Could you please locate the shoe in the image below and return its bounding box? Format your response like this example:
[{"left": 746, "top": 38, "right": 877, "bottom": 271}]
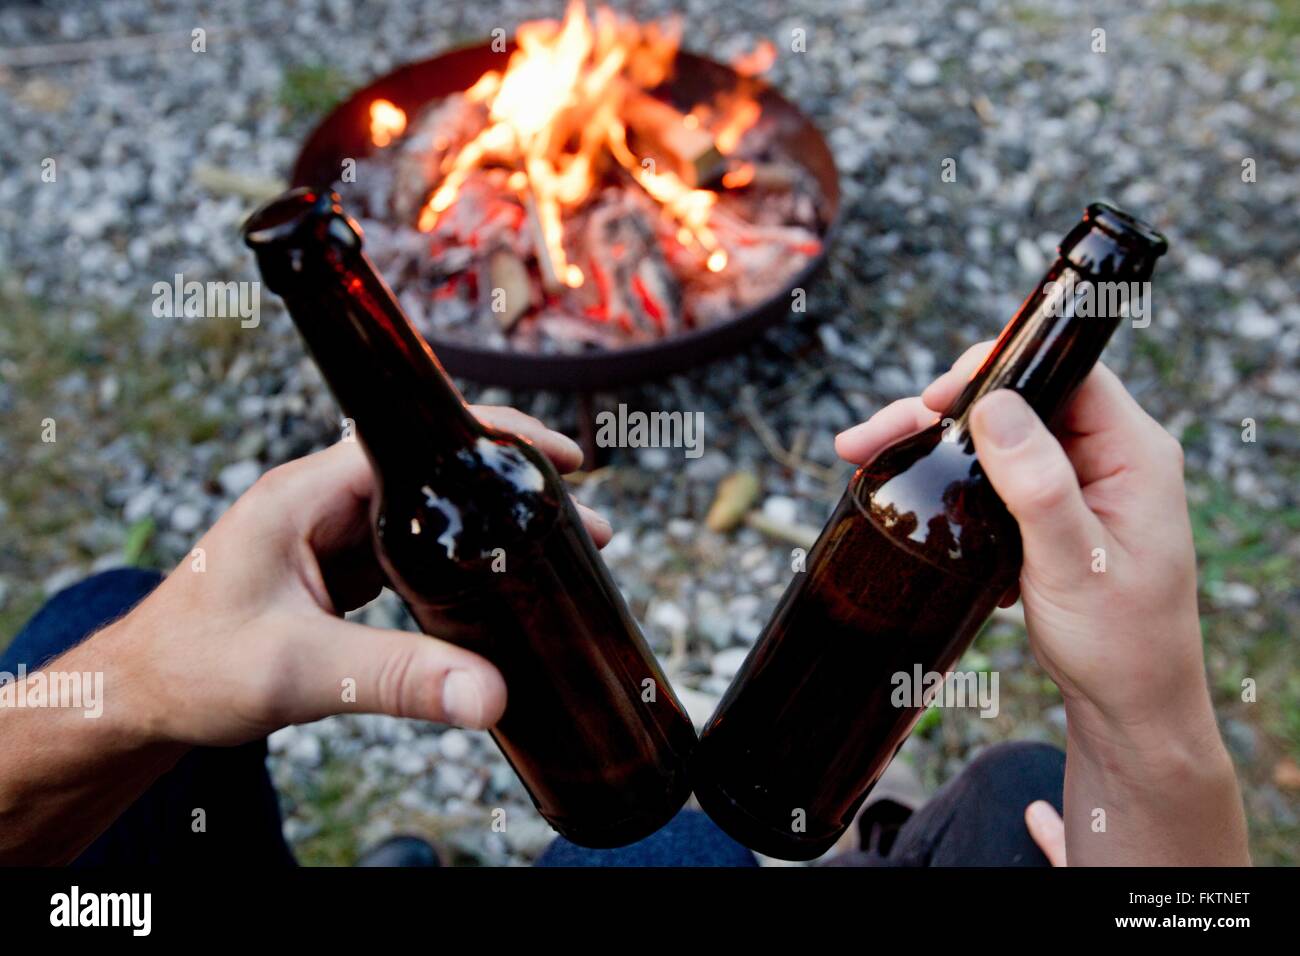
[{"left": 354, "top": 835, "right": 441, "bottom": 867}]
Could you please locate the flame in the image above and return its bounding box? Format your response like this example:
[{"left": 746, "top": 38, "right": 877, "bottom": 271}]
[
  {"left": 369, "top": 99, "right": 407, "bottom": 148},
  {"left": 732, "top": 39, "right": 776, "bottom": 78},
  {"left": 714, "top": 99, "right": 760, "bottom": 154},
  {"left": 722, "top": 162, "right": 756, "bottom": 189},
  {"left": 397, "top": 1, "right": 763, "bottom": 285}
]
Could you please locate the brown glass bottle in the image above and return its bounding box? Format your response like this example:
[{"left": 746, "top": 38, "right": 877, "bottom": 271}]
[
  {"left": 692, "top": 203, "right": 1169, "bottom": 860},
  {"left": 243, "top": 189, "right": 696, "bottom": 848}
]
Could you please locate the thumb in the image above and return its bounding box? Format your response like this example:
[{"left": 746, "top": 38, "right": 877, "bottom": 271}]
[
  {"left": 287, "top": 615, "right": 507, "bottom": 729},
  {"left": 1025, "top": 800, "right": 1067, "bottom": 866},
  {"left": 969, "top": 390, "right": 1105, "bottom": 587}
]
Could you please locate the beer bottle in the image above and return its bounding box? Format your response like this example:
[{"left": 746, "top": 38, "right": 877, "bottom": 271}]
[
  {"left": 243, "top": 188, "right": 696, "bottom": 848},
  {"left": 691, "top": 203, "right": 1168, "bottom": 859}
]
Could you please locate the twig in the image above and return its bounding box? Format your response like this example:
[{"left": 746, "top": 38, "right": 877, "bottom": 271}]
[
  {"left": 744, "top": 511, "right": 819, "bottom": 550},
  {"left": 738, "top": 386, "right": 839, "bottom": 485},
  {"left": 192, "top": 164, "right": 287, "bottom": 203}
]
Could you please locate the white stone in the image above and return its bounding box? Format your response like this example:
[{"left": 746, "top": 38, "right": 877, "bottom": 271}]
[
  {"left": 218, "top": 459, "right": 262, "bottom": 497},
  {"left": 647, "top": 599, "right": 689, "bottom": 635},
  {"left": 438, "top": 728, "right": 472, "bottom": 762},
  {"left": 170, "top": 503, "right": 203, "bottom": 534},
  {"left": 761, "top": 495, "right": 800, "bottom": 526},
  {"left": 711, "top": 647, "right": 751, "bottom": 680},
  {"left": 904, "top": 57, "right": 940, "bottom": 86}
]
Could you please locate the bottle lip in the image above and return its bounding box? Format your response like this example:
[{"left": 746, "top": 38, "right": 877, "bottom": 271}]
[
  {"left": 242, "top": 188, "right": 363, "bottom": 252},
  {"left": 1083, "top": 202, "right": 1169, "bottom": 255},
  {"left": 1058, "top": 201, "right": 1169, "bottom": 278}
]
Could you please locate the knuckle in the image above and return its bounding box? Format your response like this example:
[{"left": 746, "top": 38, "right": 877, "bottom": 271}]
[
  {"left": 1015, "top": 460, "right": 1078, "bottom": 517},
  {"left": 249, "top": 462, "right": 293, "bottom": 501},
  {"left": 374, "top": 644, "right": 422, "bottom": 719},
  {"left": 1157, "top": 429, "right": 1185, "bottom": 472},
  {"left": 960, "top": 341, "right": 993, "bottom": 366}
]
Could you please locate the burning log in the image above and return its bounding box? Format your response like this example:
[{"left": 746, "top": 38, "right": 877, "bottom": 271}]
[
  {"left": 584, "top": 193, "right": 682, "bottom": 338},
  {"left": 390, "top": 95, "right": 486, "bottom": 224},
  {"left": 523, "top": 192, "right": 564, "bottom": 294},
  {"left": 484, "top": 249, "right": 533, "bottom": 332},
  {"left": 622, "top": 91, "right": 726, "bottom": 189}
]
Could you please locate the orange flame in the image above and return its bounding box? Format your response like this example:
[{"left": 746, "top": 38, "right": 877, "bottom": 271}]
[
  {"left": 369, "top": 99, "right": 407, "bottom": 148},
  {"left": 732, "top": 39, "right": 776, "bottom": 78}
]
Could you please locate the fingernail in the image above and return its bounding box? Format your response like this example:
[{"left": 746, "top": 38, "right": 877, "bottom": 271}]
[
  {"left": 442, "top": 670, "right": 486, "bottom": 728},
  {"left": 976, "top": 390, "right": 1034, "bottom": 449}
]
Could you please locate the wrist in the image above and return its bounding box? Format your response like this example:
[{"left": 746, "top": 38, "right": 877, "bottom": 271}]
[
  {"left": 0, "top": 619, "right": 189, "bottom": 863},
  {"left": 1064, "top": 691, "right": 1231, "bottom": 788},
  {"left": 1062, "top": 695, "right": 1250, "bottom": 866},
  {"left": 80, "top": 611, "right": 186, "bottom": 751}
]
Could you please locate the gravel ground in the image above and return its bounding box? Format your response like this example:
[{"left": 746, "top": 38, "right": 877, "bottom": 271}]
[{"left": 1, "top": 0, "right": 1296, "bottom": 865}]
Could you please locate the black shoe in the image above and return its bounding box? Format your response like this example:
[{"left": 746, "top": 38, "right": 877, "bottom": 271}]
[{"left": 355, "top": 835, "right": 441, "bottom": 867}]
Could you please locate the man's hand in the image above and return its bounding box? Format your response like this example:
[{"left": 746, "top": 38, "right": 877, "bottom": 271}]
[
  {"left": 836, "top": 346, "right": 1250, "bottom": 866},
  {"left": 0, "top": 406, "right": 604, "bottom": 863},
  {"left": 113, "top": 405, "right": 609, "bottom": 746}
]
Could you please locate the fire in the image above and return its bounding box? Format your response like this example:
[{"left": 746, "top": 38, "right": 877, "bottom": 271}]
[
  {"left": 731, "top": 40, "right": 776, "bottom": 77},
  {"left": 369, "top": 99, "right": 407, "bottom": 148},
  {"left": 381, "top": 1, "right": 770, "bottom": 288}
]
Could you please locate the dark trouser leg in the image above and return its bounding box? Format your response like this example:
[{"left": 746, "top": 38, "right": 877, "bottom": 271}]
[
  {"left": 535, "top": 809, "right": 759, "bottom": 867},
  {"left": 879, "top": 741, "right": 1065, "bottom": 867},
  {"left": 1, "top": 569, "right": 295, "bottom": 866}
]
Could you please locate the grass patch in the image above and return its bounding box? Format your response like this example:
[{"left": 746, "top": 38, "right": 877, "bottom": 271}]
[
  {"left": 278, "top": 63, "right": 355, "bottom": 120},
  {"left": 1154, "top": 0, "right": 1300, "bottom": 89},
  {"left": 0, "top": 286, "right": 245, "bottom": 652}
]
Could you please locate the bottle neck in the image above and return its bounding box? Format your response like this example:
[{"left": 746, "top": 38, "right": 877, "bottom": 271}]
[
  {"left": 943, "top": 202, "right": 1167, "bottom": 434},
  {"left": 943, "top": 260, "right": 1121, "bottom": 431},
  {"left": 246, "top": 191, "right": 481, "bottom": 474}
]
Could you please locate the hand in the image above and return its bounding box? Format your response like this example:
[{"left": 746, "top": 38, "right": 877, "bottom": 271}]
[
  {"left": 835, "top": 344, "right": 1208, "bottom": 749},
  {"left": 836, "top": 344, "right": 1249, "bottom": 865},
  {"left": 100, "top": 405, "right": 609, "bottom": 748}
]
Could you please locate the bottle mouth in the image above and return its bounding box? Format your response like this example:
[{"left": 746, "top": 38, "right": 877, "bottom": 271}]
[
  {"left": 242, "top": 187, "right": 362, "bottom": 252},
  {"left": 1084, "top": 202, "right": 1169, "bottom": 256},
  {"left": 1059, "top": 201, "right": 1169, "bottom": 278}
]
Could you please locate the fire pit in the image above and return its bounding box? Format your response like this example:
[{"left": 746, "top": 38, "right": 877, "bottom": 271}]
[{"left": 291, "top": 3, "right": 839, "bottom": 390}]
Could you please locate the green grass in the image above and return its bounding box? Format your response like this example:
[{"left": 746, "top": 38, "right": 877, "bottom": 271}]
[
  {"left": 1154, "top": 0, "right": 1300, "bottom": 89},
  {"left": 0, "top": 287, "right": 245, "bottom": 652},
  {"left": 278, "top": 63, "right": 355, "bottom": 120},
  {"left": 282, "top": 753, "right": 366, "bottom": 867}
]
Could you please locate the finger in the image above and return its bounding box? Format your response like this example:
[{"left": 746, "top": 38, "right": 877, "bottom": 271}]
[
  {"left": 920, "top": 340, "right": 996, "bottom": 412},
  {"left": 574, "top": 501, "right": 612, "bottom": 548},
  {"left": 318, "top": 542, "right": 385, "bottom": 613},
  {"left": 1055, "top": 364, "right": 1183, "bottom": 488},
  {"left": 969, "top": 390, "right": 1107, "bottom": 588},
  {"left": 471, "top": 405, "right": 584, "bottom": 472},
  {"left": 835, "top": 397, "right": 938, "bottom": 464},
  {"left": 1057, "top": 362, "right": 1156, "bottom": 440},
  {"left": 286, "top": 614, "right": 507, "bottom": 729},
  {"left": 1025, "top": 800, "right": 1067, "bottom": 866},
  {"left": 245, "top": 441, "right": 374, "bottom": 552}
]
